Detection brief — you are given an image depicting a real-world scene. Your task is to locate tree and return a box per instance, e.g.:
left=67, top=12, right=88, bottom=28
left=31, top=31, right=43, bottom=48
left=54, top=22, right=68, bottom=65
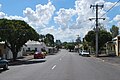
left=0, top=19, right=39, bottom=61
left=84, top=30, right=96, bottom=50
left=39, top=34, right=45, bottom=42
left=67, top=43, right=75, bottom=52
left=55, top=40, right=62, bottom=50
left=98, top=30, right=112, bottom=48
left=62, top=42, right=68, bottom=49
left=75, top=36, right=81, bottom=52
left=44, top=34, right=54, bottom=47
left=84, top=30, right=112, bottom=53
left=110, top=25, right=119, bottom=38
left=75, top=36, right=81, bottom=44
left=55, top=40, right=61, bottom=45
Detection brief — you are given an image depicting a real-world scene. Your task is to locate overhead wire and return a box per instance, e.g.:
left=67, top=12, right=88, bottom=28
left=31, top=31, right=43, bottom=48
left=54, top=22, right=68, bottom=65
left=90, top=0, right=120, bottom=29
left=100, top=0, right=120, bottom=18
left=72, top=0, right=120, bottom=30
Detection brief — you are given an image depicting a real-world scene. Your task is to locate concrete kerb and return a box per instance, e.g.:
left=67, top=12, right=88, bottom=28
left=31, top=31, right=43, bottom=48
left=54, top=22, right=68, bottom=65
left=90, top=54, right=120, bottom=67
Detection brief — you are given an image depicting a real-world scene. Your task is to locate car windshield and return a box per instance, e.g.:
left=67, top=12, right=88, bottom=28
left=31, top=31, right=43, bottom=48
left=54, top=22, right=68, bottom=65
left=0, top=0, right=120, bottom=80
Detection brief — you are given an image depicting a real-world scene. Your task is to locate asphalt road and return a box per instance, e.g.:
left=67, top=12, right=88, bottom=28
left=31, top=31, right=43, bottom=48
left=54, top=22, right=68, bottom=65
left=0, top=49, right=120, bottom=80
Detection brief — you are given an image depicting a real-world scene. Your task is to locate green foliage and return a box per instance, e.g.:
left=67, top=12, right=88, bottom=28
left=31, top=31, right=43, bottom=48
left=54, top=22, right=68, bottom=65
left=84, top=30, right=96, bottom=49
left=39, top=34, right=45, bottom=42
left=55, top=40, right=62, bottom=49
left=75, top=36, right=81, bottom=45
left=0, top=19, right=39, bottom=60
left=55, top=40, right=61, bottom=45
left=67, top=43, right=75, bottom=52
left=44, top=33, right=54, bottom=47
left=110, top=25, right=119, bottom=38
left=62, top=42, right=68, bottom=48
left=84, top=30, right=112, bottom=51
left=98, top=30, right=112, bottom=50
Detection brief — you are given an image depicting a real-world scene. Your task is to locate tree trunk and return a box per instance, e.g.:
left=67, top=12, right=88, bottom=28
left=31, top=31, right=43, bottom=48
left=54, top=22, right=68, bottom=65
left=13, top=52, right=18, bottom=61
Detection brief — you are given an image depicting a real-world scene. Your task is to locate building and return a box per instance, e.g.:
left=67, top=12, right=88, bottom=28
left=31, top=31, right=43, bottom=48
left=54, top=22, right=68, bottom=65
left=106, top=41, right=116, bottom=56
left=22, top=40, right=48, bottom=55
left=0, top=41, right=23, bottom=59
left=106, top=35, right=120, bottom=56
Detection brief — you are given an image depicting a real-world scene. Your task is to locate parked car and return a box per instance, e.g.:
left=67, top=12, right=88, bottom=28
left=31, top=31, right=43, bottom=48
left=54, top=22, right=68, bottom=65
left=80, top=50, right=90, bottom=57
left=0, top=57, right=9, bottom=70
left=34, top=52, right=45, bottom=59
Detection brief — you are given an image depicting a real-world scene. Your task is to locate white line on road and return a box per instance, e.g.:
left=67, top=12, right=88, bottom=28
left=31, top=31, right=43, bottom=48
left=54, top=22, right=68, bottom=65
left=52, top=65, right=56, bottom=70
left=59, top=58, right=62, bottom=60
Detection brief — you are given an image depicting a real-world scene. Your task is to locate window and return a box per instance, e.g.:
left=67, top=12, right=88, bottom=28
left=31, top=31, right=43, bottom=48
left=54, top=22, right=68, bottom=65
left=35, top=48, right=37, bottom=51
left=28, top=48, right=30, bottom=51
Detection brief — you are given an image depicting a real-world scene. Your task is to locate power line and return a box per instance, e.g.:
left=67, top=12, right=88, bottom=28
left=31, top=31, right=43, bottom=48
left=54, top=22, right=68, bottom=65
left=100, top=0, right=120, bottom=17
left=90, top=0, right=120, bottom=29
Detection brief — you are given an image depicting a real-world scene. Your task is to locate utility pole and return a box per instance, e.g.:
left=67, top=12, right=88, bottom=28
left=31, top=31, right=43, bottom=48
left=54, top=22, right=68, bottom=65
left=89, top=4, right=105, bottom=57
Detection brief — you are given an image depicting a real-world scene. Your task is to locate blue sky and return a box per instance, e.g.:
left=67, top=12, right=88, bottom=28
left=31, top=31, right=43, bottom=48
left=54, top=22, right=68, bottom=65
left=0, top=0, right=75, bottom=16
left=0, top=0, right=120, bottom=42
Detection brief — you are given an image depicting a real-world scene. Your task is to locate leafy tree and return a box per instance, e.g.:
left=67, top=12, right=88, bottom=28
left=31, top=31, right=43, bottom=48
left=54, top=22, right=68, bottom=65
left=110, top=25, right=119, bottom=38
left=55, top=40, right=61, bottom=45
left=39, top=34, right=45, bottom=42
left=62, top=42, right=68, bottom=49
left=84, top=30, right=112, bottom=53
left=82, top=41, right=89, bottom=51
left=67, top=43, right=75, bottom=52
left=44, top=34, right=54, bottom=47
left=55, top=40, right=62, bottom=49
left=84, top=30, right=96, bottom=49
left=98, top=30, right=112, bottom=50
left=0, top=19, right=39, bottom=61
left=75, top=36, right=81, bottom=44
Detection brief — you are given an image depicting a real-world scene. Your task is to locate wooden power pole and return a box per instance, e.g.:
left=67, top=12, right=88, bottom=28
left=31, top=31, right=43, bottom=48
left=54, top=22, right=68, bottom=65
left=89, top=4, right=105, bottom=57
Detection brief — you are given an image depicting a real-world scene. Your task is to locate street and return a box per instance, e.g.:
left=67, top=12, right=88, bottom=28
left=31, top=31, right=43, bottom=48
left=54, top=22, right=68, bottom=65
left=0, top=49, right=120, bottom=80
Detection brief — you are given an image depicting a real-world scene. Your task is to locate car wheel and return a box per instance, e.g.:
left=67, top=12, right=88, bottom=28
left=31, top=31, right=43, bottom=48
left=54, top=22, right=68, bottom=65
left=3, top=63, right=9, bottom=70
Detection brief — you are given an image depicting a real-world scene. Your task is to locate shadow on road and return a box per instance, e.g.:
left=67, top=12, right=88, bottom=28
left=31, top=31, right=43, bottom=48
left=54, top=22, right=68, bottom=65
left=8, top=59, right=46, bottom=66
left=0, top=69, right=9, bottom=73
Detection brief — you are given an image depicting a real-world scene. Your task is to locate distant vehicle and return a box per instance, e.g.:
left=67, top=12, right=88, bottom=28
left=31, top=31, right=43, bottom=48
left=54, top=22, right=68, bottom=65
left=0, top=57, right=9, bottom=70
left=80, top=50, right=90, bottom=57
left=34, top=52, right=45, bottom=59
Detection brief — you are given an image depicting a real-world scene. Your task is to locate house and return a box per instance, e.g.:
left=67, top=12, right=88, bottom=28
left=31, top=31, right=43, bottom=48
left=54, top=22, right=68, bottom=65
left=106, top=35, right=120, bottom=56
left=22, top=40, right=48, bottom=55
left=106, top=41, right=116, bottom=56
left=0, top=41, right=23, bottom=59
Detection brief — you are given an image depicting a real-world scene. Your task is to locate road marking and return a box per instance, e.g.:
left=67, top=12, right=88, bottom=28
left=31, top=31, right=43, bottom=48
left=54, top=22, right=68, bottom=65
left=60, top=58, right=62, bottom=60
left=52, top=65, right=56, bottom=70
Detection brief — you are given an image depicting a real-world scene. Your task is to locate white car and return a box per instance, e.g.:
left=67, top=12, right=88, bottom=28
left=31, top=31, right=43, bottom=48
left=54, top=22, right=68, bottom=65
left=80, top=50, right=90, bottom=57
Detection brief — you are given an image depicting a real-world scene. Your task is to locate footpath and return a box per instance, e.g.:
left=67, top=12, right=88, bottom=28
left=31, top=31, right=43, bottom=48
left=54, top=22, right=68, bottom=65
left=8, top=55, right=34, bottom=66
left=91, top=54, right=120, bottom=66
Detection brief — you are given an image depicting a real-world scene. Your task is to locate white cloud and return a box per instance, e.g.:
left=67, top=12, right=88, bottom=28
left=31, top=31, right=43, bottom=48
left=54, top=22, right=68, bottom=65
left=54, top=0, right=97, bottom=30
left=0, top=0, right=119, bottom=42
left=0, top=12, right=6, bottom=18
left=53, top=0, right=119, bottom=41
left=113, top=15, right=120, bottom=27
left=117, top=22, right=120, bottom=28
left=113, top=15, right=120, bottom=21
left=23, top=1, right=55, bottom=29
left=54, top=8, right=76, bottom=30
left=40, top=26, right=80, bottom=42
left=117, top=22, right=120, bottom=27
